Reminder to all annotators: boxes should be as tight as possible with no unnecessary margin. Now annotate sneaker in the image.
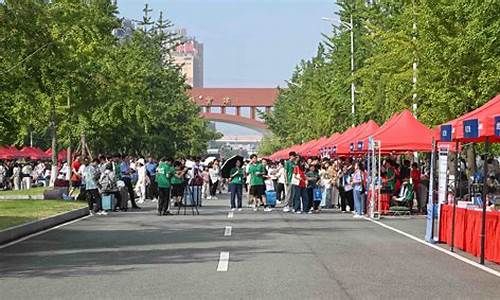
[152,198,158,203]
[295,211,302,214]
[207,196,212,200]
[283,207,290,213]
[292,209,296,213]
[253,207,258,212]
[353,214,362,218]
[264,207,272,212]
[308,210,313,214]
[238,208,242,212]
[231,208,236,212]
[213,196,218,200]
[89,211,94,216]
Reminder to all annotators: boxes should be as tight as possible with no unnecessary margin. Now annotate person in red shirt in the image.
[69,156,82,198]
[411,162,422,212]
[292,159,308,214]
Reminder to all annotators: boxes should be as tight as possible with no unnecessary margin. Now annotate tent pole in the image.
[480,137,489,265]
[450,140,460,252]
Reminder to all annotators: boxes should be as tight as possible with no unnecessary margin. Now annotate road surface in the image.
[0,194,499,299]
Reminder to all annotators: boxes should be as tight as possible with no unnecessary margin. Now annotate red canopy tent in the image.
[437,94,500,265]
[336,120,379,155]
[321,125,362,156]
[309,133,340,157]
[351,120,381,153]
[297,137,327,157]
[301,136,328,157]
[4,147,24,159]
[0,147,14,160]
[19,147,50,160]
[371,110,435,153]
[439,94,500,143]
[45,148,69,162]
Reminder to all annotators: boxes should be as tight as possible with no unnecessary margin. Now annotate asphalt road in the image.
[0,193,499,300]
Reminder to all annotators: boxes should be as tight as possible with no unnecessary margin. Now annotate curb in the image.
[0,207,89,245]
[0,195,44,200]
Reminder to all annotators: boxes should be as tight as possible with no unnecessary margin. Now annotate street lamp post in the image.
[322,16,355,127]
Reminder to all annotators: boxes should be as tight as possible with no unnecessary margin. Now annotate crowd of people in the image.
[2,150,498,217]
[0,159,51,191]
[230,152,429,216]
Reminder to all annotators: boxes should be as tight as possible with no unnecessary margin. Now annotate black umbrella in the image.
[221,155,244,178]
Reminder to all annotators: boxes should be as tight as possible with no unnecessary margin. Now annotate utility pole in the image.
[349,13,355,127]
[49,97,57,187]
[412,0,418,116]
[321,11,355,126]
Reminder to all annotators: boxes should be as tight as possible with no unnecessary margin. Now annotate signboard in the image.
[357,141,363,151]
[440,124,452,142]
[349,143,354,152]
[425,139,436,243]
[437,146,449,204]
[463,119,479,139]
[495,116,500,137]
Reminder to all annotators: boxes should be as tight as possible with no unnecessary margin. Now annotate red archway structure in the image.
[189,88,278,134]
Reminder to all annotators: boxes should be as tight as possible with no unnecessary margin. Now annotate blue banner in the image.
[440,124,452,142]
[463,119,479,139]
[495,116,500,137]
[357,141,363,151]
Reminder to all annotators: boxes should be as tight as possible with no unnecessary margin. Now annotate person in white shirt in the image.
[12,163,21,190]
[135,158,149,204]
[276,161,286,203]
[21,163,33,190]
[208,160,220,199]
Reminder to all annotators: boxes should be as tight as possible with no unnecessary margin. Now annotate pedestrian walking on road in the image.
[156,157,174,216]
[283,152,298,212]
[208,160,220,199]
[229,159,244,211]
[292,159,308,213]
[248,154,271,212]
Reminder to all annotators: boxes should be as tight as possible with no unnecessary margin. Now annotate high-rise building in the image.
[172,29,204,87]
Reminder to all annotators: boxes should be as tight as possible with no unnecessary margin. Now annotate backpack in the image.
[99,171,115,192]
[191,167,204,186]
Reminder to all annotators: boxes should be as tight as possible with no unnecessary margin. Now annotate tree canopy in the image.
[261,0,500,155]
[0,0,219,157]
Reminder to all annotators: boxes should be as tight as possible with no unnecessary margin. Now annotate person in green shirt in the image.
[283,151,298,212]
[229,159,244,211]
[385,160,396,192]
[171,161,186,208]
[248,154,272,212]
[156,157,174,215]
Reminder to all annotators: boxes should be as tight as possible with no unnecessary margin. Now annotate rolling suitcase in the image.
[102,194,115,211]
[265,191,277,207]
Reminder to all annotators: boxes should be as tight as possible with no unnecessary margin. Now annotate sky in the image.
[117,0,338,135]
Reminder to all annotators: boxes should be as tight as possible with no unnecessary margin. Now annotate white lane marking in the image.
[217,251,230,272]
[227,212,234,219]
[0,215,90,250]
[224,226,232,236]
[364,217,500,278]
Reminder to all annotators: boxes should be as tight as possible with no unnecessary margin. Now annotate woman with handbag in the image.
[306,164,320,213]
[292,159,308,214]
[352,162,364,218]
